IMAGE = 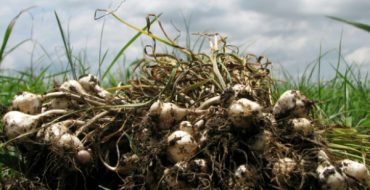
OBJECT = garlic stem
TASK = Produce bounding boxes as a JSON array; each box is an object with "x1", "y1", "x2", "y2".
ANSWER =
[
  {"x1": 198, "y1": 96, "x2": 220, "y2": 110},
  {"x1": 42, "y1": 91, "x2": 106, "y2": 106}
]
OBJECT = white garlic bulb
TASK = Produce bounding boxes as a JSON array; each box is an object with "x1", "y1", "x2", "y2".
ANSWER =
[
  {"x1": 167, "y1": 130, "x2": 198, "y2": 162},
  {"x1": 289, "y1": 118, "x2": 314, "y2": 136},
  {"x1": 228, "y1": 98, "x2": 262, "y2": 128},
  {"x1": 317, "y1": 162, "x2": 348, "y2": 190},
  {"x1": 12, "y1": 92, "x2": 42, "y2": 114},
  {"x1": 337, "y1": 159, "x2": 370, "y2": 184},
  {"x1": 273, "y1": 90, "x2": 311, "y2": 119}
]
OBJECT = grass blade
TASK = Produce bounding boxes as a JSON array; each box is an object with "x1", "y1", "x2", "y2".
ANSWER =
[
  {"x1": 328, "y1": 16, "x2": 370, "y2": 33},
  {"x1": 54, "y1": 11, "x2": 77, "y2": 80},
  {"x1": 0, "y1": 7, "x2": 33, "y2": 64}
]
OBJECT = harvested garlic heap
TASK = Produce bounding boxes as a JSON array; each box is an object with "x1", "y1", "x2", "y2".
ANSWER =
[
  {"x1": 2, "y1": 43, "x2": 369, "y2": 189},
  {"x1": 3, "y1": 74, "x2": 122, "y2": 164}
]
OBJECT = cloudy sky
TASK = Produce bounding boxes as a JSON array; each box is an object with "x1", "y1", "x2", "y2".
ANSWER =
[{"x1": 1, "y1": 0, "x2": 370, "y2": 79}]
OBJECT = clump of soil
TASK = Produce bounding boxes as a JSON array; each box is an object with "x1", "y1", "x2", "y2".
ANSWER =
[{"x1": 1, "y1": 35, "x2": 369, "y2": 190}]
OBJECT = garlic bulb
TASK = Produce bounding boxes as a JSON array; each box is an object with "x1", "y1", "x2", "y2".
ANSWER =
[
  {"x1": 337, "y1": 159, "x2": 370, "y2": 184},
  {"x1": 59, "y1": 80, "x2": 89, "y2": 96},
  {"x1": 316, "y1": 162, "x2": 348, "y2": 190},
  {"x1": 78, "y1": 74, "x2": 112, "y2": 99},
  {"x1": 78, "y1": 74, "x2": 99, "y2": 91},
  {"x1": 232, "y1": 84, "x2": 254, "y2": 97},
  {"x1": 47, "y1": 97, "x2": 76, "y2": 110},
  {"x1": 149, "y1": 101, "x2": 188, "y2": 129},
  {"x1": 273, "y1": 90, "x2": 311, "y2": 119},
  {"x1": 248, "y1": 130, "x2": 272, "y2": 151},
  {"x1": 316, "y1": 150, "x2": 349, "y2": 189},
  {"x1": 167, "y1": 130, "x2": 198, "y2": 162},
  {"x1": 38, "y1": 121, "x2": 69, "y2": 142},
  {"x1": 289, "y1": 118, "x2": 314, "y2": 136},
  {"x1": 76, "y1": 149, "x2": 92, "y2": 164},
  {"x1": 193, "y1": 158, "x2": 208, "y2": 173},
  {"x1": 3, "y1": 110, "x2": 67, "y2": 140},
  {"x1": 179, "y1": 121, "x2": 195, "y2": 135},
  {"x1": 272, "y1": 157, "x2": 297, "y2": 177},
  {"x1": 235, "y1": 164, "x2": 249, "y2": 179},
  {"x1": 36, "y1": 120, "x2": 90, "y2": 164},
  {"x1": 37, "y1": 119, "x2": 85, "y2": 145},
  {"x1": 163, "y1": 168, "x2": 188, "y2": 189},
  {"x1": 56, "y1": 133, "x2": 83, "y2": 150},
  {"x1": 174, "y1": 158, "x2": 208, "y2": 173},
  {"x1": 228, "y1": 98, "x2": 262, "y2": 128},
  {"x1": 12, "y1": 92, "x2": 42, "y2": 114}
]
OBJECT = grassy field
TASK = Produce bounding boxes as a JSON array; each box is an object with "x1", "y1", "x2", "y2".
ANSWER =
[{"x1": 0, "y1": 10, "x2": 369, "y2": 184}]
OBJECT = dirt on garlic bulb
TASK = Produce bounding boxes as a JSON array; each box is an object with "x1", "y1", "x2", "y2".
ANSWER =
[
  {"x1": 12, "y1": 91, "x2": 42, "y2": 114},
  {"x1": 167, "y1": 130, "x2": 198, "y2": 162},
  {"x1": 149, "y1": 101, "x2": 189, "y2": 129},
  {"x1": 179, "y1": 121, "x2": 195, "y2": 135},
  {"x1": 272, "y1": 157, "x2": 297, "y2": 177},
  {"x1": 337, "y1": 159, "x2": 370, "y2": 184},
  {"x1": 273, "y1": 90, "x2": 312, "y2": 119},
  {"x1": 289, "y1": 118, "x2": 314, "y2": 136},
  {"x1": 248, "y1": 130, "x2": 273, "y2": 152},
  {"x1": 78, "y1": 74, "x2": 112, "y2": 99},
  {"x1": 59, "y1": 80, "x2": 90, "y2": 96},
  {"x1": 316, "y1": 162, "x2": 349, "y2": 190},
  {"x1": 228, "y1": 98, "x2": 262, "y2": 129},
  {"x1": 3, "y1": 109, "x2": 67, "y2": 141}
]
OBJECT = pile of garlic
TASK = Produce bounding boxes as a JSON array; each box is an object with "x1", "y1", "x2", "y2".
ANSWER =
[
  {"x1": 147, "y1": 87, "x2": 369, "y2": 189},
  {"x1": 2, "y1": 74, "x2": 116, "y2": 164},
  {"x1": 2, "y1": 74, "x2": 369, "y2": 189}
]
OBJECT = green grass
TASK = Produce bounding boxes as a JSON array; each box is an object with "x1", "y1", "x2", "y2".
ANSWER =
[{"x1": 0, "y1": 9, "x2": 369, "y2": 183}]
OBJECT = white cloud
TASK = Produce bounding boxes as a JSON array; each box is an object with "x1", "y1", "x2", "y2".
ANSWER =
[{"x1": 345, "y1": 47, "x2": 370, "y2": 65}]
